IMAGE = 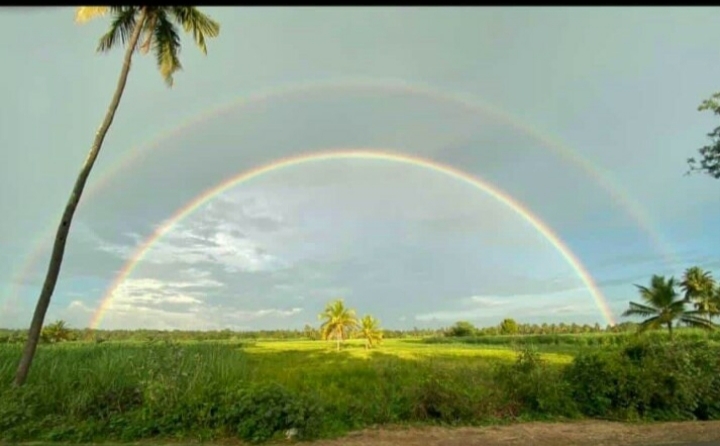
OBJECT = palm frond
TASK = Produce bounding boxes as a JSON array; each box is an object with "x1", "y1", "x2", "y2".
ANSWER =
[
  {"x1": 96, "y1": 7, "x2": 139, "y2": 53},
  {"x1": 140, "y1": 10, "x2": 159, "y2": 54},
  {"x1": 679, "y1": 313, "x2": 717, "y2": 330},
  {"x1": 637, "y1": 316, "x2": 663, "y2": 333},
  {"x1": 170, "y1": 7, "x2": 220, "y2": 54},
  {"x1": 152, "y1": 11, "x2": 183, "y2": 87},
  {"x1": 75, "y1": 6, "x2": 110, "y2": 23},
  {"x1": 622, "y1": 301, "x2": 659, "y2": 318}
]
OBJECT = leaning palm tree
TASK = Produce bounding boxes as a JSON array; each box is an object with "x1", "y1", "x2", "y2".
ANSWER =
[
  {"x1": 680, "y1": 267, "x2": 716, "y2": 320},
  {"x1": 356, "y1": 314, "x2": 383, "y2": 350},
  {"x1": 622, "y1": 275, "x2": 714, "y2": 339},
  {"x1": 14, "y1": 6, "x2": 220, "y2": 387},
  {"x1": 318, "y1": 299, "x2": 359, "y2": 351}
]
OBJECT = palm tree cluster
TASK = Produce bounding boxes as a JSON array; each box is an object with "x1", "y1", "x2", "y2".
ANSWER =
[
  {"x1": 622, "y1": 267, "x2": 719, "y2": 338},
  {"x1": 317, "y1": 300, "x2": 383, "y2": 351}
]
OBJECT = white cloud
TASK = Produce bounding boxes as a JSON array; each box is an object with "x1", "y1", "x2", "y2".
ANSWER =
[
  {"x1": 415, "y1": 291, "x2": 600, "y2": 324},
  {"x1": 70, "y1": 274, "x2": 304, "y2": 330}
]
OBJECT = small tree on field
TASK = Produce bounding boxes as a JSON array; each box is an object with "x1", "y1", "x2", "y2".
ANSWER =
[
  {"x1": 446, "y1": 321, "x2": 476, "y2": 337},
  {"x1": 357, "y1": 315, "x2": 383, "y2": 350},
  {"x1": 318, "y1": 299, "x2": 358, "y2": 351},
  {"x1": 499, "y1": 318, "x2": 519, "y2": 335},
  {"x1": 41, "y1": 320, "x2": 72, "y2": 344}
]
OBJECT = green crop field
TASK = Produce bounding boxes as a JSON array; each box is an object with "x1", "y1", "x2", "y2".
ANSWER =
[{"x1": 1, "y1": 332, "x2": 720, "y2": 444}]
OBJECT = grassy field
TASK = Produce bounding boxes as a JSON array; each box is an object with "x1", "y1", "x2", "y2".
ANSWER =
[{"x1": 1, "y1": 334, "x2": 719, "y2": 444}]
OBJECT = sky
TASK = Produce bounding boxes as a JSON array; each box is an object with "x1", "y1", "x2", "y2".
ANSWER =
[{"x1": 0, "y1": 7, "x2": 719, "y2": 331}]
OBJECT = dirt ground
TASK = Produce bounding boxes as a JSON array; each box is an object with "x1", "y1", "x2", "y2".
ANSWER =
[{"x1": 299, "y1": 421, "x2": 720, "y2": 446}]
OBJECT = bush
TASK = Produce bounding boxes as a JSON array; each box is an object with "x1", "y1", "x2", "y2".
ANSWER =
[
  {"x1": 221, "y1": 383, "x2": 325, "y2": 443},
  {"x1": 493, "y1": 346, "x2": 577, "y2": 418},
  {"x1": 565, "y1": 338, "x2": 720, "y2": 420}
]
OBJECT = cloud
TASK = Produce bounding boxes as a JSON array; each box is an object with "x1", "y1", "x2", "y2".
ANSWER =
[
  {"x1": 414, "y1": 291, "x2": 600, "y2": 325},
  {"x1": 75, "y1": 274, "x2": 304, "y2": 330}
]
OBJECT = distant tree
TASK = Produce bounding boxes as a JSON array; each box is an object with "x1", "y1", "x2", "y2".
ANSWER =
[
  {"x1": 41, "y1": 320, "x2": 72, "y2": 344},
  {"x1": 356, "y1": 315, "x2": 383, "y2": 350},
  {"x1": 680, "y1": 267, "x2": 718, "y2": 320},
  {"x1": 446, "y1": 321, "x2": 476, "y2": 337},
  {"x1": 499, "y1": 318, "x2": 519, "y2": 335},
  {"x1": 303, "y1": 324, "x2": 319, "y2": 340},
  {"x1": 14, "y1": 6, "x2": 220, "y2": 387},
  {"x1": 622, "y1": 275, "x2": 714, "y2": 339},
  {"x1": 687, "y1": 93, "x2": 720, "y2": 179},
  {"x1": 318, "y1": 299, "x2": 359, "y2": 351}
]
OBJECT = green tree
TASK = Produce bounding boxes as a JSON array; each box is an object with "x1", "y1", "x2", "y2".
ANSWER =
[
  {"x1": 41, "y1": 320, "x2": 72, "y2": 344},
  {"x1": 446, "y1": 321, "x2": 476, "y2": 337},
  {"x1": 499, "y1": 318, "x2": 519, "y2": 335},
  {"x1": 687, "y1": 93, "x2": 720, "y2": 178},
  {"x1": 621, "y1": 275, "x2": 714, "y2": 339},
  {"x1": 318, "y1": 299, "x2": 359, "y2": 351},
  {"x1": 303, "y1": 324, "x2": 319, "y2": 341},
  {"x1": 356, "y1": 315, "x2": 383, "y2": 350},
  {"x1": 680, "y1": 267, "x2": 718, "y2": 320},
  {"x1": 14, "y1": 6, "x2": 220, "y2": 387}
]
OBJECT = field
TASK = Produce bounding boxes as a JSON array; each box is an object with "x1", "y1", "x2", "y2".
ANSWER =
[{"x1": 1, "y1": 332, "x2": 720, "y2": 444}]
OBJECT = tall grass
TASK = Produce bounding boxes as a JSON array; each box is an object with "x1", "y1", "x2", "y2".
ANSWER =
[{"x1": 0, "y1": 335, "x2": 718, "y2": 443}]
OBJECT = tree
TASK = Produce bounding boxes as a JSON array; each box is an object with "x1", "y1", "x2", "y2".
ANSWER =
[
  {"x1": 687, "y1": 93, "x2": 720, "y2": 179},
  {"x1": 318, "y1": 299, "x2": 359, "y2": 351},
  {"x1": 41, "y1": 320, "x2": 72, "y2": 344},
  {"x1": 680, "y1": 267, "x2": 717, "y2": 320},
  {"x1": 14, "y1": 6, "x2": 220, "y2": 387},
  {"x1": 303, "y1": 324, "x2": 319, "y2": 341},
  {"x1": 621, "y1": 275, "x2": 714, "y2": 339},
  {"x1": 499, "y1": 318, "x2": 519, "y2": 335},
  {"x1": 357, "y1": 315, "x2": 383, "y2": 350},
  {"x1": 445, "y1": 321, "x2": 476, "y2": 337}
]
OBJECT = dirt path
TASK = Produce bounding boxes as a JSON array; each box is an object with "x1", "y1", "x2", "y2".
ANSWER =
[
  {"x1": 12, "y1": 421, "x2": 720, "y2": 446},
  {"x1": 301, "y1": 421, "x2": 720, "y2": 446}
]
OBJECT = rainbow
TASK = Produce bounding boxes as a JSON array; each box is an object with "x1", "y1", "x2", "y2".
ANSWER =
[
  {"x1": 90, "y1": 149, "x2": 617, "y2": 329},
  {"x1": 11, "y1": 78, "x2": 675, "y2": 308}
]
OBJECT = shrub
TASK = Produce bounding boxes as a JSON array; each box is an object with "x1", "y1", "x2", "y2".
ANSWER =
[
  {"x1": 493, "y1": 346, "x2": 577, "y2": 418},
  {"x1": 220, "y1": 383, "x2": 325, "y2": 443},
  {"x1": 565, "y1": 338, "x2": 720, "y2": 420}
]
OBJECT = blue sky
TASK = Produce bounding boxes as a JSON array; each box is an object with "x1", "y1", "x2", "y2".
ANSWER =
[{"x1": 0, "y1": 7, "x2": 718, "y2": 330}]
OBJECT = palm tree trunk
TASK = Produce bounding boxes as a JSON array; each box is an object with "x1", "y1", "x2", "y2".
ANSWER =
[
  {"x1": 13, "y1": 8, "x2": 150, "y2": 387},
  {"x1": 667, "y1": 321, "x2": 673, "y2": 340}
]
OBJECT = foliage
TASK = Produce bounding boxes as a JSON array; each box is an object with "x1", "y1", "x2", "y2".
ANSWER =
[
  {"x1": 76, "y1": 6, "x2": 220, "y2": 86},
  {"x1": 0, "y1": 334, "x2": 719, "y2": 443},
  {"x1": 356, "y1": 315, "x2": 383, "y2": 349},
  {"x1": 318, "y1": 299, "x2": 359, "y2": 350},
  {"x1": 621, "y1": 275, "x2": 715, "y2": 338},
  {"x1": 499, "y1": 318, "x2": 519, "y2": 335},
  {"x1": 565, "y1": 338, "x2": 720, "y2": 420},
  {"x1": 223, "y1": 383, "x2": 325, "y2": 443},
  {"x1": 40, "y1": 320, "x2": 72, "y2": 344},
  {"x1": 493, "y1": 345, "x2": 577, "y2": 417},
  {"x1": 687, "y1": 92, "x2": 720, "y2": 179},
  {"x1": 681, "y1": 267, "x2": 719, "y2": 320},
  {"x1": 445, "y1": 321, "x2": 476, "y2": 337}
]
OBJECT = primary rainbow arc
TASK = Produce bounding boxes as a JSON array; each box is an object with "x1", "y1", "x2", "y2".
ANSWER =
[{"x1": 90, "y1": 149, "x2": 617, "y2": 329}]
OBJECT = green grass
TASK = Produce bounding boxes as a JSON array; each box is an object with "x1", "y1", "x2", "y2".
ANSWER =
[{"x1": 1, "y1": 334, "x2": 719, "y2": 444}]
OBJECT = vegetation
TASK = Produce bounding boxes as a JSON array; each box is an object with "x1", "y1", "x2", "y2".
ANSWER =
[
  {"x1": 681, "y1": 267, "x2": 719, "y2": 320},
  {"x1": 622, "y1": 275, "x2": 714, "y2": 338},
  {"x1": 1, "y1": 266, "x2": 719, "y2": 443},
  {"x1": 1, "y1": 334, "x2": 719, "y2": 443},
  {"x1": 357, "y1": 315, "x2": 383, "y2": 349},
  {"x1": 688, "y1": 92, "x2": 720, "y2": 178},
  {"x1": 14, "y1": 6, "x2": 220, "y2": 387},
  {"x1": 318, "y1": 299, "x2": 359, "y2": 351}
]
